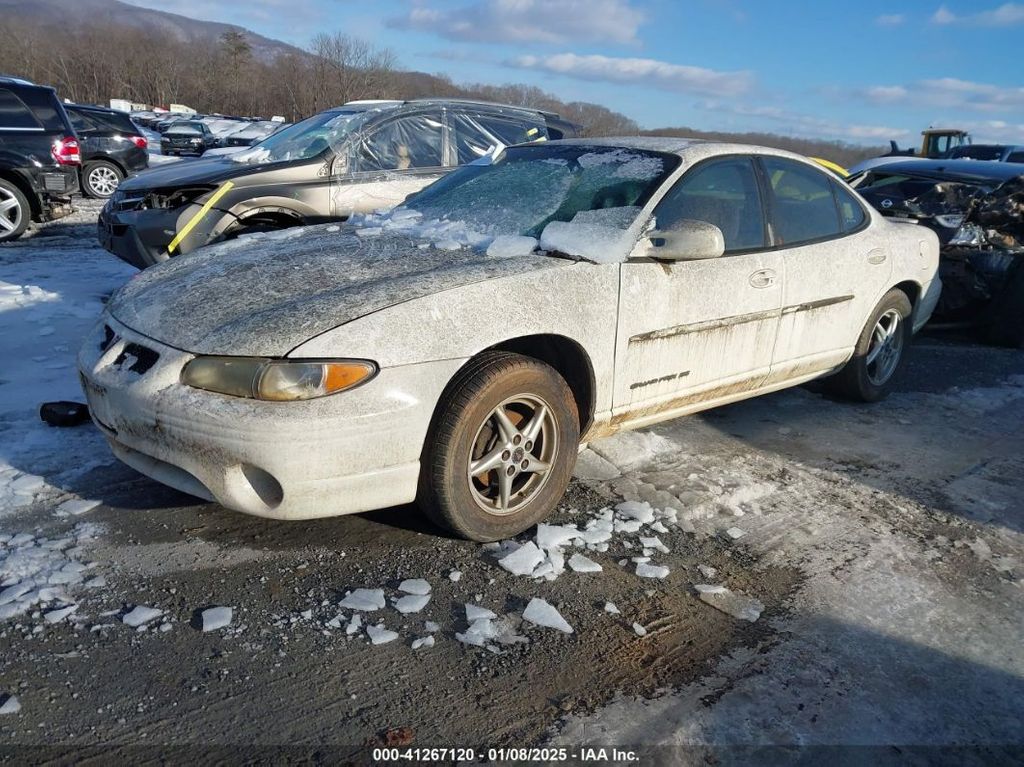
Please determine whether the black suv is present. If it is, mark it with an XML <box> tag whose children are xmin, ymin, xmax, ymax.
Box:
<box><xmin>0</xmin><ymin>76</ymin><xmax>80</xmax><ymax>242</ymax></box>
<box><xmin>66</xmin><ymin>104</ymin><xmax>149</xmax><ymax>199</ymax></box>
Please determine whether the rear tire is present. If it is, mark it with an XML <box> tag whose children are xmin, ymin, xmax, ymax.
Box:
<box><xmin>82</xmin><ymin>161</ymin><xmax>124</xmax><ymax>199</ymax></box>
<box><xmin>419</xmin><ymin>351</ymin><xmax>580</xmax><ymax>542</ymax></box>
<box><xmin>982</xmin><ymin>265</ymin><xmax>1024</xmax><ymax>348</ymax></box>
<box><xmin>830</xmin><ymin>289</ymin><xmax>913</xmax><ymax>402</ymax></box>
<box><xmin>0</xmin><ymin>179</ymin><xmax>30</xmax><ymax>243</ymax></box>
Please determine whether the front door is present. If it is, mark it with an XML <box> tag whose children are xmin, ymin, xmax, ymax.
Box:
<box><xmin>613</xmin><ymin>156</ymin><xmax>782</xmax><ymax>424</ymax></box>
<box><xmin>331</xmin><ymin>110</ymin><xmax>448</xmax><ymax>217</ymax></box>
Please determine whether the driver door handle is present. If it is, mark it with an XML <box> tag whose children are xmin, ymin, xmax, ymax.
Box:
<box><xmin>749</xmin><ymin>269</ymin><xmax>777</xmax><ymax>289</ymax></box>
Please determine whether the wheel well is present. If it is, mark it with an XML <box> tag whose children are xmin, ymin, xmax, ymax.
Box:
<box><xmin>84</xmin><ymin>156</ymin><xmax>127</xmax><ymax>176</ymax></box>
<box><xmin>894</xmin><ymin>280</ymin><xmax>920</xmax><ymax>310</ymax></box>
<box><xmin>231</xmin><ymin>209</ymin><xmax>304</xmax><ymax>232</ymax></box>
<box><xmin>0</xmin><ymin>169</ymin><xmax>40</xmax><ymax>218</ymax></box>
<box><xmin>486</xmin><ymin>334</ymin><xmax>596</xmax><ymax>433</ymax></box>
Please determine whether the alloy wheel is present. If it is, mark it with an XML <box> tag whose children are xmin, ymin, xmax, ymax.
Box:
<box><xmin>467</xmin><ymin>394</ymin><xmax>558</xmax><ymax>515</ymax></box>
<box><xmin>88</xmin><ymin>166</ymin><xmax>120</xmax><ymax>197</ymax></box>
<box><xmin>866</xmin><ymin>309</ymin><xmax>904</xmax><ymax>386</ymax></box>
<box><xmin>0</xmin><ymin>186</ymin><xmax>23</xmax><ymax>234</ymax></box>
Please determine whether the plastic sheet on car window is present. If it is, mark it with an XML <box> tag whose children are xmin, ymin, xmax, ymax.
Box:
<box><xmin>453</xmin><ymin>112</ymin><xmax>547</xmax><ymax>165</ymax></box>
<box><xmin>352</xmin><ymin>113</ymin><xmax>444</xmax><ymax>172</ymax></box>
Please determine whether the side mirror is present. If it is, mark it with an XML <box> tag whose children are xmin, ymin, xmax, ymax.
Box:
<box><xmin>648</xmin><ymin>220</ymin><xmax>725</xmax><ymax>261</ymax></box>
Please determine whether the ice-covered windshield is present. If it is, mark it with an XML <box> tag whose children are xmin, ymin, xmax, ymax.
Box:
<box><xmin>231</xmin><ymin>108</ymin><xmax>370</xmax><ymax>165</ymax></box>
<box><xmin>402</xmin><ymin>144</ymin><xmax>678</xmax><ymax>239</ymax></box>
<box><xmin>165</xmin><ymin>122</ymin><xmax>204</xmax><ymax>136</ymax></box>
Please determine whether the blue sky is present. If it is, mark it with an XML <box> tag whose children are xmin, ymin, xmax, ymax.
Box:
<box><xmin>125</xmin><ymin>0</ymin><xmax>1024</xmax><ymax>144</ymax></box>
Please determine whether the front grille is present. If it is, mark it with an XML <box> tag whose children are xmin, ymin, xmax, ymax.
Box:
<box><xmin>112</xmin><ymin>343</ymin><xmax>160</xmax><ymax>375</ymax></box>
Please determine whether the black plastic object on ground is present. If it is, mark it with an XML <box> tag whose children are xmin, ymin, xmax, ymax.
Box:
<box><xmin>40</xmin><ymin>401</ymin><xmax>90</xmax><ymax>427</ymax></box>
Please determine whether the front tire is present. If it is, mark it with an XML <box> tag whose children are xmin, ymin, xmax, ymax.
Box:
<box><xmin>830</xmin><ymin>289</ymin><xmax>913</xmax><ymax>402</ymax></box>
<box><xmin>419</xmin><ymin>351</ymin><xmax>580</xmax><ymax>542</ymax></box>
<box><xmin>82</xmin><ymin>161</ymin><xmax>123</xmax><ymax>199</ymax></box>
<box><xmin>0</xmin><ymin>179</ymin><xmax>30</xmax><ymax>243</ymax></box>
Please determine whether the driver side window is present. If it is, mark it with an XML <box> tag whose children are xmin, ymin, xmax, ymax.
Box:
<box><xmin>652</xmin><ymin>157</ymin><xmax>767</xmax><ymax>253</ymax></box>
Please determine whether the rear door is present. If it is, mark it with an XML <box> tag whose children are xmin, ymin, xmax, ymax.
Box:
<box><xmin>332</xmin><ymin>109</ymin><xmax>446</xmax><ymax>216</ymax></box>
<box><xmin>614</xmin><ymin>156</ymin><xmax>783</xmax><ymax>421</ymax></box>
<box><xmin>450</xmin><ymin>108</ymin><xmax>547</xmax><ymax>165</ymax></box>
<box><xmin>758</xmin><ymin>156</ymin><xmax>892</xmax><ymax>385</ymax></box>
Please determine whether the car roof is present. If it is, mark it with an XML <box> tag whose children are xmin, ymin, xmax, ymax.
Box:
<box><xmin>67</xmin><ymin>103</ymin><xmax>122</xmax><ymax>115</ymax></box>
<box><xmin>860</xmin><ymin>158</ymin><xmax>1024</xmax><ymax>183</ymax></box>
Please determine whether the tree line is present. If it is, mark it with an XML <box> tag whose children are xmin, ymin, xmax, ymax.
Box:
<box><xmin>0</xmin><ymin>20</ymin><xmax>879</xmax><ymax>165</ymax></box>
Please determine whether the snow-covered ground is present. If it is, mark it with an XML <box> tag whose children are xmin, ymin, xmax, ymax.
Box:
<box><xmin>0</xmin><ymin>202</ymin><xmax>1022</xmax><ymax>754</ymax></box>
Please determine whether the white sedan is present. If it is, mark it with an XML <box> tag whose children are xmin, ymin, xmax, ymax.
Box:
<box><xmin>78</xmin><ymin>138</ymin><xmax>941</xmax><ymax>541</ymax></box>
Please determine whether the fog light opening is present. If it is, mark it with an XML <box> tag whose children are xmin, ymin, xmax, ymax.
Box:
<box><xmin>240</xmin><ymin>464</ymin><xmax>284</xmax><ymax>509</ymax></box>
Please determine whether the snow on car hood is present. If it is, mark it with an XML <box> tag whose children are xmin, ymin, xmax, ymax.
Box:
<box><xmin>117</xmin><ymin>155</ymin><xmax>312</xmax><ymax>191</ymax></box>
<box><xmin>107</xmin><ymin>226</ymin><xmax>564</xmax><ymax>357</ymax></box>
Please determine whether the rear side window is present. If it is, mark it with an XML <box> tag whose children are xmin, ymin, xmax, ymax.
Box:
<box><xmin>832</xmin><ymin>180</ymin><xmax>867</xmax><ymax>232</ymax></box>
<box><xmin>453</xmin><ymin>111</ymin><xmax>547</xmax><ymax>164</ymax></box>
<box><xmin>68</xmin><ymin>110</ymin><xmax>100</xmax><ymax>133</ymax></box>
<box><xmin>762</xmin><ymin>157</ymin><xmax>842</xmax><ymax>245</ymax></box>
<box><xmin>353</xmin><ymin>112</ymin><xmax>444</xmax><ymax>171</ymax></box>
<box><xmin>0</xmin><ymin>88</ymin><xmax>41</xmax><ymax>130</ymax></box>
<box><xmin>86</xmin><ymin>110</ymin><xmax>136</xmax><ymax>133</ymax></box>
<box><xmin>653</xmin><ymin>157</ymin><xmax>767</xmax><ymax>253</ymax></box>
<box><xmin>1008</xmin><ymin>152</ymin><xmax>1024</xmax><ymax>164</ymax></box>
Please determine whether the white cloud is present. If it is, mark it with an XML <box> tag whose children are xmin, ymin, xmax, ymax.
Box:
<box><xmin>388</xmin><ymin>0</ymin><xmax>646</xmax><ymax>45</ymax></box>
<box><xmin>875</xmin><ymin>13</ymin><xmax>906</xmax><ymax>26</ymax></box>
<box><xmin>931</xmin><ymin>3</ymin><xmax>1024</xmax><ymax>25</ymax></box>
<box><xmin>700</xmin><ymin>101</ymin><xmax>911</xmax><ymax>143</ymax></box>
<box><xmin>863</xmin><ymin>78</ymin><xmax>1024</xmax><ymax>113</ymax></box>
<box><xmin>510</xmin><ymin>53</ymin><xmax>752</xmax><ymax>96</ymax></box>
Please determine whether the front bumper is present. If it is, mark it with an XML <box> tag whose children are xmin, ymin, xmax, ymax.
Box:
<box><xmin>77</xmin><ymin>316</ymin><xmax>463</xmax><ymax>520</ymax></box>
<box><xmin>98</xmin><ymin>197</ymin><xmax>234</xmax><ymax>268</ymax></box>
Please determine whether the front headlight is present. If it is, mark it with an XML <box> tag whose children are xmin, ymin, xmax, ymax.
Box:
<box><xmin>181</xmin><ymin>357</ymin><xmax>377</xmax><ymax>401</ymax></box>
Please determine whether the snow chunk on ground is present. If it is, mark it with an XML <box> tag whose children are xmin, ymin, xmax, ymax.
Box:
<box><xmin>540</xmin><ymin>221</ymin><xmax>636</xmax><ymax>264</ymax></box>
<box><xmin>568</xmin><ymin>553</ymin><xmax>602</xmax><ymax>573</ymax></box>
<box><xmin>346</xmin><ymin>614</ymin><xmax>362</xmax><ymax>636</ymax></box>
<box><xmin>616</xmin><ymin>501</ymin><xmax>655</xmax><ymax>525</ymax></box>
<box><xmin>123</xmin><ymin>606</ymin><xmax>163</xmax><ymax>627</ymax></box>
<box><xmin>0</xmin><ymin>695</ymin><xmax>20</xmax><ymax>715</ymax></box>
<box><xmin>522</xmin><ymin>598</ymin><xmax>573</xmax><ymax>634</ymax></box>
<box><xmin>424</xmin><ymin>621</ymin><xmax>440</xmax><ymax>633</ymax></box>
<box><xmin>55</xmin><ymin>499</ymin><xmax>100</xmax><ymax>517</ymax></box>
<box><xmin>448</xmin><ymin>570</ymin><xmax>462</xmax><ymax>582</ymax></box>
<box><xmin>393</xmin><ymin>594</ymin><xmax>431</xmax><ymax>614</ymax></box>
<box><xmin>412</xmin><ymin>635</ymin><xmax>435</xmax><ymax>650</ymax></box>
<box><xmin>498</xmin><ymin>541</ymin><xmax>545</xmax><ymax>576</ymax></box>
<box><xmin>725</xmin><ymin>527</ymin><xmax>747</xmax><ymax>540</ymax></box>
<box><xmin>604</xmin><ymin>602</ymin><xmax>620</xmax><ymax>614</ymax></box>
<box><xmin>466</xmin><ymin>603</ymin><xmax>496</xmax><ymax>622</ymax></box>
<box><xmin>632</xmin><ymin>622</ymin><xmax>648</xmax><ymax>637</ymax></box>
<box><xmin>338</xmin><ymin>588</ymin><xmax>386</xmax><ymax>611</ymax></box>
<box><xmin>698</xmin><ymin>564</ymin><xmax>718</xmax><ymax>579</ymax></box>
<box><xmin>640</xmin><ymin>536</ymin><xmax>669</xmax><ymax>554</ymax></box>
<box><xmin>486</xmin><ymin>235</ymin><xmax>538</xmax><ymax>258</ymax></box>
<box><xmin>695</xmin><ymin>584</ymin><xmax>764</xmax><ymax>622</ymax></box>
<box><xmin>636</xmin><ymin>563</ymin><xmax>670</xmax><ymax>579</ymax></box>
<box><xmin>43</xmin><ymin>605</ymin><xmax>77</xmax><ymax>623</ymax></box>
<box><xmin>398</xmin><ymin>578</ymin><xmax>431</xmax><ymax>596</ymax></box>
<box><xmin>535</xmin><ymin>523</ymin><xmax>581</xmax><ymax>550</ymax></box>
<box><xmin>366</xmin><ymin>623</ymin><xmax>399</xmax><ymax>645</ymax></box>
<box><xmin>200</xmin><ymin>606</ymin><xmax>232</xmax><ymax>632</ymax></box>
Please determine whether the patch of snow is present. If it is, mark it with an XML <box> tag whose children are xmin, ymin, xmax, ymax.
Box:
<box><xmin>695</xmin><ymin>585</ymin><xmax>764</xmax><ymax>622</ymax></box>
<box><xmin>338</xmin><ymin>588</ymin><xmax>386</xmax><ymax>611</ymax></box>
<box><xmin>498</xmin><ymin>541</ymin><xmax>545</xmax><ymax>576</ymax></box>
<box><xmin>0</xmin><ymin>695</ymin><xmax>20</xmax><ymax>715</ymax></box>
<box><xmin>424</xmin><ymin>621</ymin><xmax>440</xmax><ymax>633</ymax></box>
<box><xmin>448</xmin><ymin>570</ymin><xmax>462</xmax><ymax>582</ymax></box>
<box><xmin>43</xmin><ymin>604</ymin><xmax>77</xmax><ymax>623</ymax></box>
<box><xmin>411</xmin><ymin>635</ymin><xmax>435</xmax><ymax>650</ymax></box>
<box><xmin>616</xmin><ymin>501</ymin><xmax>655</xmax><ymax>525</ymax></box>
<box><xmin>486</xmin><ymin>235</ymin><xmax>538</xmax><ymax>258</ymax></box>
<box><xmin>366</xmin><ymin>623</ymin><xmax>399</xmax><ymax>645</ymax></box>
<box><xmin>725</xmin><ymin>527</ymin><xmax>747</xmax><ymax>540</ymax></box>
<box><xmin>200</xmin><ymin>606</ymin><xmax>233</xmax><ymax>632</ymax></box>
<box><xmin>535</xmin><ymin>523</ymin><xmax>581</xmax><ymax>550</ymax></box>
<box><xmin>393</xmin><ymin>594</ymin><xmax>431</xmax><ymax>614</ymax></box>
<box><xmin>539</xmin><ymin>221</ymin><xmax>637</xmax><ymax>264</ymax></box>
<box><xmin>522</xmin><ymin>598</ymin><xmax>573</xmax><ymax>634</ymax></box>
<box><xmin>398</xmin><ymin>578</ymin><xmax>431</xmax><ymax>595</ymax></box>
<box><xmin>54</xmin><ymin>499</ymin><xmax>101</xmax><ymax>517</ymax></box>
<box><xmin>345</xmin><ymin>614</ymin><xmax>362</xmax><ymax>636</ymax></box>
<box><xmin>465</xmin><ymin>604</ymin><xmax>496</xmax><ymax>622</ymax></box>
<box><xmin>632</xmin><ymin>622</ymin><xmax>648</xmax><ymax>637</ymax></box>
<box><xmin>122</xmin><ymin>606</ymin><xmax>163</xmax><ymax>627</ymax></box>
<box><xmin>636</xmin><ymin>563</ymin><xmax>670</xmax><ymax>579</ymax></box>
<box><xmin>568</xmin><ymin>553</ymin><xmax>603</xmax><ymax>573</ymax></box>
<box><xmin>604</xmin><ymin>602</ymin><xmax>621</xmax><ymax>615</ymax></box>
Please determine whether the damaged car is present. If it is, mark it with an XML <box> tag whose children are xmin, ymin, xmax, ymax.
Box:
<box><xmin>851</xmin><ymin>159</ymin><xmax>1024</xmax><ymax>347</ymax></box>
<box><xmin>79</xmin><ymin>139</ymin><xmax>939</xmax><ymax>541</ymax></box>
<box><xmin>98</xmin><ymin>99</ymin><xmax>577</xmax><ymax>269</ymax></box>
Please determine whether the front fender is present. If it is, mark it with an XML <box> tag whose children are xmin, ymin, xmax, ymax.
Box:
<box><xmin>289</xmin><ymin>261</ymin><xmax>621</xmax><ymax>416</ymax></box>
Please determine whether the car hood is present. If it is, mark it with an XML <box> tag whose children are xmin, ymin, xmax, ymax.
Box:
<box><xmin>118</xmin><ymin>156</ymin><xmax>309</xmax><ymax>191</ymax></box>
<box><xmin>107</xmin><ymin>226</ymin><xmax>565</xmax><ymax>357</ymax></box>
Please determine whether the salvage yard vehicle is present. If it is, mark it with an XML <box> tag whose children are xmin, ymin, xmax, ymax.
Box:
<box><xmin>851</xmin><ymin>159</ymin><xmax>1024</xmax><ymax>347</ymax></box>
<box><xmin>97</xmin><ymin>99</ymin><xmax>578</xmax><ymax>268</ymax></box>
<box><xmin>160</xmin><ymin>121</ymin><xmax>218</xmax><ymax>157</ymax></box>
<box><xmin>79</xmin><ymin>138</ymin><xmax>940</xmax><ymax>541</ymax></box>
<box><xmin>65</xmin><ymin>104</ymin><xmax>149</xmax><ymax>199</ymax></box>
<box><xmin>947</xmin><ymin>144</ymin><xmax>1024</xmax><ymax>164</ymax></box>
<box><xmin>0</xmin><ymin>76</ymin><xmax>80</xmax><ymax>242</ymax></box>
